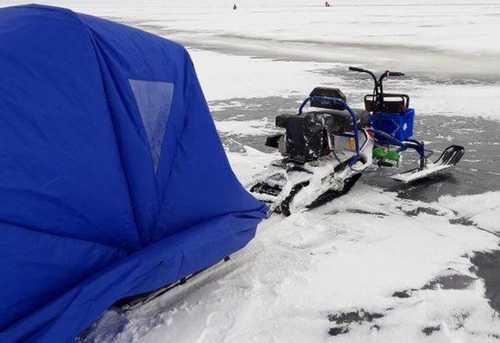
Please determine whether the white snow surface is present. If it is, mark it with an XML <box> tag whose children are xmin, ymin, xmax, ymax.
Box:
<box><xmin>83</xmin><ymin>148</ymin><xmax>500</xmax><ymax>343</ymax></box>
<box><xmin>440</xmin><ymin>192</ymin><xmax>500</xmax><ymax>235</ymax></box>
<box><xmin>215</xmin><ymin>118</ymin><xmax>278</xmax><ymax>137</ymax></box>
<box><xmin>189</xmin><ymin>49</ymin><xmax>334</xmax><ymax>101</ymax></box>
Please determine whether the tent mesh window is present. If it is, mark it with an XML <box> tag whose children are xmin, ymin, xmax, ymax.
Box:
<box><xmin>129</xmin><ymin>79</ymin><xmax>174</xmax><ymax>172</ymax></box>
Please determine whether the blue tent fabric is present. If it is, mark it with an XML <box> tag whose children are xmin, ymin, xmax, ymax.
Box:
<box><xmin>0</xmin><ymin>5</ymin><xmax>267</xmax><ymax>342</ymax></box>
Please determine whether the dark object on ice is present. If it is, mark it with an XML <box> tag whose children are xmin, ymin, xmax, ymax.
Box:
<box><xmin>325</xmin><ymin>1</ymin><xmax>332</xmax><ymax>7</ymax></box>
<box><xmin>422</xmin><ymin>325</ymin><xmax>441</xmax><ymax>336</ymax></box>
<box><xmin>0</xmin><ymin>5</ymin><xmax>266</xmax><ymax>343</ymax></box>
<box><xmin>403</xmin><ymin>206</ymin><xmax>442</xmax><ymax>217</ymax></box>
<box><xmin>328</xmin><ymin>326</ymin><xmax>349</xmax><ymax>336</ymax></box>
<box><xmin>250</xmin><ymin>66</ymin><xmax>465</xmax><ymax>216</ymax></box>
<box><xmin>233</xmin><ymin>3</ymin><xmax>237</xmax><ymax>10</ymax></box>
<box><xmin>328</xmin><ymin>310</ymin><xmax>384</xmax><ymax>325</ymax></box>
<box><xmin>392</xmin><ymin>290</ymin><xmax>413</xmax><ymax>298</ymax></box>
<box><xmin>327</xmin><ymin>310</ymin><xmax>383</xmax><ymax>336</ymax></box>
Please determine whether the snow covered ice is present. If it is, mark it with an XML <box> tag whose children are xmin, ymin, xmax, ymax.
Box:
<box><xmin>3</xmin><ymin>0</ymin><xmax>500</xmax><ymax>341</ymax></box>
<box><xmin>82</xmin><ymin>147</ymin><xmax>500</xmax><ymax>342</ymax></box>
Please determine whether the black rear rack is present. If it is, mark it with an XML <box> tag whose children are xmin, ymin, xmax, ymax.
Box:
<box><xmin>364</xmin><ymin>93</ymin><xmax>410</xmax><ymax>113</ymax></box>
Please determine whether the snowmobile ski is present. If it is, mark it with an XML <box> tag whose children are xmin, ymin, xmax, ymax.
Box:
<box><xmin>117</xmin><ymin>256</ymin><xmax>231</xmax><ymax>312</ymax></box>
<box><xmin>391</xmin><ymin>145</ymin><xmax>465</xmax><ymax>183</ymax></box>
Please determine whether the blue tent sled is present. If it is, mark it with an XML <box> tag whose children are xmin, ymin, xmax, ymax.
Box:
<box><xmin>0</xmin><ymin>5</ymin><xmax>266</xmax><ymax>342</ymax></box>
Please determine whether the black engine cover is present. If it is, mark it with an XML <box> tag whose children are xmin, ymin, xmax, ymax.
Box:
<box><xmin>276</xmin><ymin>113</ymin><xmax>324</xmax><ymax>163</ymax></box>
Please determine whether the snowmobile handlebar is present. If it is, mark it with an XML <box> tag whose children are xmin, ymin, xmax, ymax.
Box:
<box><xmin>388</xmin><ymin>71</ymin><xmax>405</xmax><ymax>77</ymax></box>
<box><xmin>348</xmin><ymin>66</ymin><xmax>367</xmax><ymax>73</ymax></box>
<box><xmin>349</xmin><ymin>67</ymin><xmax>406</xmax><ymax>111</ymax></box>
<box><xmin>349</xmin><ymin>66</ymin><xmax>378</xmax><ymax>83</ymax></box>
<box><xmin>349</xmin><ymin>67</ymin><xmax>404</xmax><ymax>81</ymax></box>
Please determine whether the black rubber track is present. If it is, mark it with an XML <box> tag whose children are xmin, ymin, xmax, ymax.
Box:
<box><xmin>306</xmin><ymin>173</ymin><xmax>362</xmax><ymax>211</ymax></box>
<box><xmin>277</xmin><ymin>173</ymin><xmax>362</xmax><ymax>217</ymax></box>
<box><xmin>277</xmin><ymin>181</ymin><xmax>310</xmax><ymax>216</ymax></box>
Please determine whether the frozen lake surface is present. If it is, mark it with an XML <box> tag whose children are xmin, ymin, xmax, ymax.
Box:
<box><xmin>2</xmin><ymin>1</ymin><xmax>500</xmax><ymax>342</ymax></box>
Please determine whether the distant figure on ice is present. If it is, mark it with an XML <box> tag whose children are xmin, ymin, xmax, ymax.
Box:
<box><xmin>325</xmin><ymin>1</ymin><xmax>331</xmax><ymax>7</ymax></box>
<box><xmin>233</xmin><ymin>3</ymin><xmax>237</xmax><ymax>10</ymax></box>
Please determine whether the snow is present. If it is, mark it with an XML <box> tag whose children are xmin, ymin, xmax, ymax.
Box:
<box><xmin>83</xmin><ymin>152</ymin><xmax>500</xmax><ymax>342</ymax></box>
<box><xmin>189</xmin><ymin>49</ymin><xmax>333</xmax><ymax>101</ymax></box>
<box><xmin>215</xmin><ymin>118</ymin><xmax>278</xmax><ymax>136</ymax></box>
<box><xmin>83</xmin><ymin>145</ymin><xmax>500</xmax><ymax>342</ymax></box>
<box><xmin>439</xmin><ymin>192</ymin><xmax>500</xmax><ymax>234</ymax></box>
<box><xmin>227</xmin><ymin>146</ymin><xmax>279</xmax><ymax>184</ymax></box>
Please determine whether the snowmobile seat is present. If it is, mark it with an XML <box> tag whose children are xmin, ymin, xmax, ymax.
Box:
<box><xmin>309</xmin><ymin>87</ymin><xmax>347</xmax><ymax>111</ymax></box>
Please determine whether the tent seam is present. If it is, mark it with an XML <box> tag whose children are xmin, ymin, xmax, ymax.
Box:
<box><xmin>70</xmin><ymin>13</ymin><xmax>147</xmax><ymax>248</ymax></box>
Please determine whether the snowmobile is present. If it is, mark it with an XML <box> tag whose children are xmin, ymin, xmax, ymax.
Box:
<box><xmin>249</xmin><ymin>67</ymin><xmax>465</xmax><ymax>216</ymax></box>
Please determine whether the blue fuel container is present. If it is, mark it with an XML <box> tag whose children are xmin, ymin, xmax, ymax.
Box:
<box><xmin>371</xmin><ymin>108</ymin><xmax>415</xmax><ymax>141</ymax></box>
